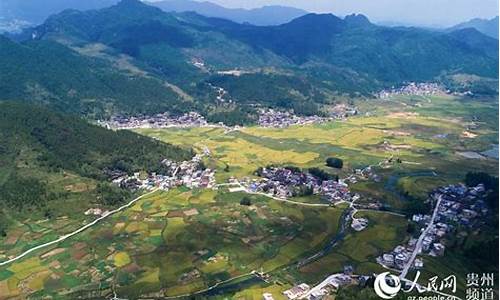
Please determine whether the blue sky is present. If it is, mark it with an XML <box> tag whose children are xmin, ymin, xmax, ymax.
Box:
<box><xmin>186</xmin><ymin>0</ymin><xmax>499</xmax><ymax>27</ymax></box>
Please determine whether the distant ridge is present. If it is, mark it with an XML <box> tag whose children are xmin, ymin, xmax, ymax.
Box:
<box><xmin>448</xmin><ymin>16</ymin><xmax>499</xmax><ymax>39</ymax></box>
<box><xmin>0</xmin><ymin>0</ymin><xmax>497</xmax><ymax>119</ymax></box>
<box><xmin>0</xmin><ymin>0</ymin><xmax>119</xmax><ymax>24</ymax></box>
<box><xmin>149</xmin><ymin>0</ymin><xmax>308</xmax><ymax>25</ymax></box>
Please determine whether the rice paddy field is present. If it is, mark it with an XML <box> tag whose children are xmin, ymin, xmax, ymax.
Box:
<box><xmin>138</xmin><ymin>94</ymin><xmax>498</xmax><ymax>206</ymax></box>
<box><xmin>0</xmin><ymin>94</ymin><xmax>497</xmax><ymax>299</ymax></box>
<box><xmin>0</xmin><ymin>189</ymin><xmax>348</xmax><ymax>299</ymax></box>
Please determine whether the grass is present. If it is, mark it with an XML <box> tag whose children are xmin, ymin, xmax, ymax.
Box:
<box><xmin>396</xmin><ymin>176</ymin><xmax>451</xmax><ymax>200</ymax></box>
<box><xmin>137</xmin><ymin>267</ymin><xmax>160</xmax><ymax>284</ymax></box>
<box><xmin>162</xmin><ymin>217</ymin><xmax>187</xmax><ymax>244</ymax></box>
<box><xmin>298</xmin><ymin>210</ymin><xmax>408</xmax><ymax>283</ymax></box>
<box><xmin>232</xmin><ymin>283</ymin><xmax>288</xmax><ymax>300</ymax></box>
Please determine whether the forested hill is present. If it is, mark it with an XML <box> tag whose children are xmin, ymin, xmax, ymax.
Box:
<box><xmin>0</xmin><ymin>102</ymin><xmax>192</xmax><ymax>234</ymax></box>
<box><xmin>201</xmin><ymin>13</ymin><xmax>499</xmax><ymax>82</ymax></box>
<box><xmin>0</xmin><ymin>35</ymin><xmax>193</xmax><ymax>118</ymax></box>
<box><xmin>26</xmin><ymin>0</ymin><xmax>498</xmax><ymax>84</ymax></box>
<box><xmin>0</xmin><ymin>102</ymin><xmax>193</xmax><ymax>183</ymax></box>
<box><xmin>0</xmin><ymin>0</ymin><xmax>497</xmax><ymax>120</ymax></box>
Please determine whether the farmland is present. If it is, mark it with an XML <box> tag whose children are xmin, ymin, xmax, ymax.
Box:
<box><xmin>0</xmin><ymin>188</ymin><xmax>347</xmax><ymax>298</ymax></box>
<box><xmin>0</xmin><ymin>94</ymin><xmax>497</xmax><ymax>299</ymax></box>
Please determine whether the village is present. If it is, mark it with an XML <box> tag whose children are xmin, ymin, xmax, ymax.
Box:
<box><xmin>98</xmin><ymin>104</ymin><xmax>359</xmax><ymax>131</ymax></box>
<box><xmin>377</xmin><ymin>82</ymin><xmax>446</xmax><ymax>99</ymax></box>
<box><xmin>228</xmin><ymin>166</ymin><xmax>355</xmax><ymax>205</ymax></box>
<box><xmin>257</xmin><ymin>107</ymin><xmax>357</xmax><ymax>128</ymax></box>
<box><xmin>257</xmin><ymin>109</ymin><xmax>329</xmax><ymax>128</ymax></box>
<box><xmin>117</xmin><ymin>152</ymin><xmax>215</xmax><ymax>190</ymax></box>
<box><xmin>377</xmin><ymin>183</ymin><xmax>489</xmax><ymax>273</ymax></box>
<box><xmin>259</xmin><ymin>182</ymin><xmax>491</xmax><ymax>300</ymax></box>
<box><xmin>98</xmin><ymin>112</ymin><xmax>212</xmax><ymax>130</ymax></box>
<box><xmin>86</xmin><ymin>152</ymin><xmax>216</xmax><ymax>217</ymax></box>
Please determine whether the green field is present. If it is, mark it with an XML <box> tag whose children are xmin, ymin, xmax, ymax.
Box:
<box><xmin>0</xmin><ymin>188</ymin><xmax>347</xmax><ymax>298</ymax></box>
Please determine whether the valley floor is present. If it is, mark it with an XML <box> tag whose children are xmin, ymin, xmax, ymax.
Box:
<box><xmin>0</xmin><ymin>94</ymin><xmax>498</xmax><ymax>299</ymax></box>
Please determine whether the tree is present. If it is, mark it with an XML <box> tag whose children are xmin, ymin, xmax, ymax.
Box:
<box><xmin>465</xmin><ymin>172</ymin><xmax>497</xmax><ymax>189</ymax></box>
<box><xmin>0</xmin><ymin>174</ymin><xmax>48</xmax><ymax>209</ymax></box>
<box><xmin>403</xmin><ymin>199</ymin><xmax>431</xmax><ymax>217</ymax></box>
<box><xmin>308</xmin><ymin>167</ymin><xmax>336</xmax><ymax>182</ymax></box>
<box><xmin>326</xmin><ymin>157</ymin><xmax>344</xmax><ymax>169</ymax></box>
<box><xmin>96</xmin><ymin>183</ymin><xmax>131</xmax><ymax>206</ymax></box>
<box><xmin>406</xmin><ymin>222</ymin><xmax>417</xmax><ymax>234</ymax></box>
<box><xmin>0</xmin><ymin>212</ymin><xmax>8</xmax><ymax>237</ymax></box>
<box><xmin>465</xmin><ymin>172</ymin><xmax>499</xmax><ymax>212</ymax></box>
<box><xmin>240</xmin><ymin>197</ymin><xmax>252</xmax><ymax>206</ymax></box>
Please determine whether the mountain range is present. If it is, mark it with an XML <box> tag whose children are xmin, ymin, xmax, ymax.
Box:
<box><xmin>448</xmin><ymin>16</ymin><xmax>499</xmax><ymax>39</ymax></box>
<box><xmin>149</xmin><ymin>0</ymin><xmax>307</xmax><ymax>26</ymax></box>
<box><xmin>0</xmin><ymin>0</ymin><xmax>498</xmax><ymax>120</ymax></box>
<box><xmin>0</xmin><ymin>0</ymin><xmax>306</xmax><ymax>33</ymax></box>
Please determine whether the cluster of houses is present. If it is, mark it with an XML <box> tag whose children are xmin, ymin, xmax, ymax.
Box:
<box><xmin>282</xmin><ymin>283</ymin><xmax>311</xmax><ymax>300</ymax></box>
<box><xmin>377</xmin><ymin>82</ymin><xmax>445</xmax><ymax>99</ymax></box>
<box><xmin>433</xmin><ymin>183</ymin><xmax>488</xmax><ymax>227</ymax></box>
<box><xmin>98</xmin><ymin>112</ymin><xmax>209</xmax><ymax>130</ymax></box>
<box><xmin>98</xmin><ymin>104</ymin><xmax>360</xmax><ymax>131</ymax></box>
<box><xmin>378</xmin><ymin>183</ymin><xmax>489</xmax><ymax>272</ymax></box>
<box><xmin>84</xmin><ymin>208</ymin><xmax>111</xmax><ymax>217</ymax></box>
<box><xmin>329</xmin><ymin>104</ymin><xmax>358</xmax><ymax>119</ymax></box>
<box><xmin>241</xmin><ymin>167</ymin><xmax>353</xmax><ymax>204</ymax></box>
<box><xmin>257</xmin><ymin>106</ymin><xmax>358</xmax><ymax>128</ymax></box>
<box><xmin>351</xmin><ymin>217</ymin><xmax>369</xmax><ymax>231</ymax></box>
<box><xmin>110</xmin><ymin>153</ymin><xmax>215</xmax><ymax>192</ymax></box>
<box><xmin>377</xmin><ymin>239</ymin><xmax>424</xmax><ymax>270</ymax></box>
<box><xmin>206</xmin><ymin>82</ymin><xmax>233</xmax><ymax>104</ymax></box>
<box><xmin>258</xmin><ymin>109</ymin><xmax>329</xmax><ymax>128</ymax></box>
<box><xmin>353</xmin><ymin>166</ymin><xmax>382</xmax><ymax>183</ymax></box>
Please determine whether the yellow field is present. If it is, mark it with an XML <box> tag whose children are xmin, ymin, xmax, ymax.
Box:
<box><xmin>114</xmin><ymin>252</ymin><xmax>132</xmax><ymax>267</ymax></box>
<box><xmin>233</xmin><ymin>283</ymin><xmax>288</xmax><ymax>300</ymax></box>
<box><xmin>204</xmin><ymin>137</ymin><xmax>319</xmax><ymax>176</ymax></box>
<box><xmin>136</xmin><ymin>267</ymin><xmax>160</xmax><ymax>284</ymax></box>
<box><xmin>137</xmin><ymin>111</ymin><xmax>475</xmax><ymax>179</ymax></box>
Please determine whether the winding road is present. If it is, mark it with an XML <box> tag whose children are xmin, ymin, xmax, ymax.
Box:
<box><xmin>0</xmin><ymin>189</ymin><xmax>159</xmax><ymax>267</ymax></box>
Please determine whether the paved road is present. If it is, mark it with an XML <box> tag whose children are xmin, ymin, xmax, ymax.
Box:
<box><xmin>0</xmin><ymin>189</ymin><xmax>159</xmax><ymax>267</ymax></box>
<box><xmin>245</xmin><ymin>190</ymin><xmax>331</xmax><ymax>207</ymax></box>
<box><xmin>246</xmin><ymin>190</ymin><xmax>328</xmax><ymax>207</ymax></box>
<box><xmin>220</xmin><ymin>181</ymin><xmax>331</xmax><ymax>207</ymax></box>
<box><xmin>399</xmin><ymin>195</ymin><xmax>442</xmax><ymax>279</ymax></box>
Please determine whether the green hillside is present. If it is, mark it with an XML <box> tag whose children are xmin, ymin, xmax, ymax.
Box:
<box><xmin>0</xmin><ymin>35</ymin><xmax>192</xmax><ymax>117</ymax></box>
<box><xmin>0</xmin><ymin>0</ymin><xmax>497</xmax><ymax>120</ymax></box>
<box><xmin>0</xmin><ymin>102</ymin><xmax>192</xmax><ymax>232</ymax></box>
<box><xmin>207</xmin><ymin>13</ymin><xmax>498</xmax><ymax>81</ymax></box>
<box><xmin>26</xmin><ymin>0</ymin><xmax>499</xmax><ymax>83</ymax></box>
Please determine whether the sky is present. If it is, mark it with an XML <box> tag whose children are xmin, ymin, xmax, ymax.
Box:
<box><xmin>185</xmin><ymin>0</ymin><xmax>499</xmax><ymax>27</ymax></box>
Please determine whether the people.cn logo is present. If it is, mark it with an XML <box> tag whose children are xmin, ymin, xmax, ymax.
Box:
<box><xmin>374</xmin><ymin>272</ymin><xmax>402</xmax><ymax>299</ymax></box>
